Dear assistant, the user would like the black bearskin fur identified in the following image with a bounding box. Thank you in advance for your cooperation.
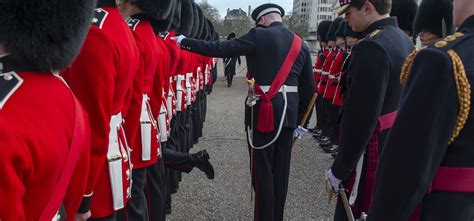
[0,0,97,71]
[413,0,454,37]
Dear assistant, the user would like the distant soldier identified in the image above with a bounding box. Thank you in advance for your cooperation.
[223,32,241,87]
[414,0,455,46]
[368,0,474,219]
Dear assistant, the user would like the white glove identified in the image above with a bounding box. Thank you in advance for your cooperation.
[170,35,186,45]
[293,126,308,139]
[326,169,342,191]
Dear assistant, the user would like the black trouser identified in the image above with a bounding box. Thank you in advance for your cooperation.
[192,102,201,144]
[315,95,324,129]
[184,107,193,152]
[248,128,293,221]
[90,213,117,221]
[146,155,166,221]
[169,114,181,190]
[117,167,148,221]
[162,146,194,173]
[322,99,333,137]
[226,72,234,85]
[324,99,340,144]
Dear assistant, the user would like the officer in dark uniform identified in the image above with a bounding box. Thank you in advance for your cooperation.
[173,3,314,220]
[326,0,414,220]
[413,0,454,46]
[223,32,241,87]
[368,0,474,220]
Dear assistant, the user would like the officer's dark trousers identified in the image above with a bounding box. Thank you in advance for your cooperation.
[118,167,148,221]
[90,213,117,221]
[146,153,166,221]
[248,128,293,221]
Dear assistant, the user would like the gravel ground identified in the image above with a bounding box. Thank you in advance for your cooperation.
[167,58,335,220]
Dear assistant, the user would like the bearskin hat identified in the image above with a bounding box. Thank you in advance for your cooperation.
[178,0,194,36]
[391,0,418,36]
[414,0,454,37]
[336,21,346,38]
[317,20,333,42]
[326,17,343,41]
[0,0,96,71]
[190,3,200,38]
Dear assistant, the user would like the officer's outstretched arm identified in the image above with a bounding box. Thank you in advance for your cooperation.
[179,28,257,58]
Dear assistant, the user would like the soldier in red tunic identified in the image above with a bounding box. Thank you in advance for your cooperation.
[61,0,141,220]
[0,0,95,220]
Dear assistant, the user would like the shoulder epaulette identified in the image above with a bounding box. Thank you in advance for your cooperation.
[127,18,140,31]
[402,31,473,143]
[368,29,381,39]
[92,8,109,29]
[0,72,23,109]
[430,32,471,51]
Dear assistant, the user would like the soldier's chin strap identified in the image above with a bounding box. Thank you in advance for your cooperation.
[246,86,289,150]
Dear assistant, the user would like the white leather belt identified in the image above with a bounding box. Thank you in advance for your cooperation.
[314,69,322,72]
[186,73,192,106]
[328,75,336,79]
[140,94,152,161]
[196,67,201,91]
[204,64,209,85]
[322,71,330,76]
[260,85,298,93]
[176,75,184,111]
[107,112,126,210]
[158,100,168,142]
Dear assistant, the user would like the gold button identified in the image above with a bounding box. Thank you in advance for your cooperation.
[445,36,456,41]
[453,32,464,37]
[435,41,448,48]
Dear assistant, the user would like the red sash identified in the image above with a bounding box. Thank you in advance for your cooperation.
[253,34,302,133]
[39,96,87,220]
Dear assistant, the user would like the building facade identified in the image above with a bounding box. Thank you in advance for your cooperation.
[293,0,313,25]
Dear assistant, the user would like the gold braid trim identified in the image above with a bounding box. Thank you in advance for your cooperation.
[447,49,471,143]
[400,49,421,86]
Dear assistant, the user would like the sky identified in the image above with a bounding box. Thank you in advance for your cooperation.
[195,0,294,18]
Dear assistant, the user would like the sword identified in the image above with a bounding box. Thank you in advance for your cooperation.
[339,188,355,221]
[325,179,355,221]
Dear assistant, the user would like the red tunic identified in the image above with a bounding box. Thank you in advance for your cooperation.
[61,6,139,218]
[155,34,172,140]
[125,18,159,169]
[314,48,329,93]
[317,49,336,94]
[324,49,345,99]
[0,69,90,221]
[163,32,180,117]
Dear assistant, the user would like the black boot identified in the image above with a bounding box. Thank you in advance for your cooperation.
[190,150,215,179]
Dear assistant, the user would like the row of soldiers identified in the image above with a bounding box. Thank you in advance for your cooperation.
[0,0,219,220]
[310,0,456,158]
[316,0,474,220]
